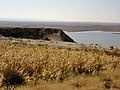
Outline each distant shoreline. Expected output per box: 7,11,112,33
0,26,120,32
65,30,120,32
0,21,120,32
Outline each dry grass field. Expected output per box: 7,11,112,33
0,41,120,90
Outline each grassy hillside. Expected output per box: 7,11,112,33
0,41,120,90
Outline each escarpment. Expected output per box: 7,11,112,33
0,27,75,43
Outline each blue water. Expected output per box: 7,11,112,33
64,31,120,47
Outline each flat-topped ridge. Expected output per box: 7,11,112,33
0,27,75,43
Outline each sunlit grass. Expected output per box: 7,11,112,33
0,41,120,90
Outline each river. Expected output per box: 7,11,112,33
64,31,120,48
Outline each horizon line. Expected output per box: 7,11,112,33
0,18,120,24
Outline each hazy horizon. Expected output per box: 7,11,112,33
0,18,120,23
0,0,120,23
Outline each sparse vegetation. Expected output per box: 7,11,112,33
0,41,120,90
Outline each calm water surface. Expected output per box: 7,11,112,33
64,31,120,48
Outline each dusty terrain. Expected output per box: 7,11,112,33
0,21,120,32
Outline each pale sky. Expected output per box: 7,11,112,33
0,0,120,22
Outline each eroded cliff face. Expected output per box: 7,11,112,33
0,27,75,43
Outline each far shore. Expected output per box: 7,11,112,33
64,29,120,32
0,21,120,32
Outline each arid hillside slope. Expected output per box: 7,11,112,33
0,27,75,42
